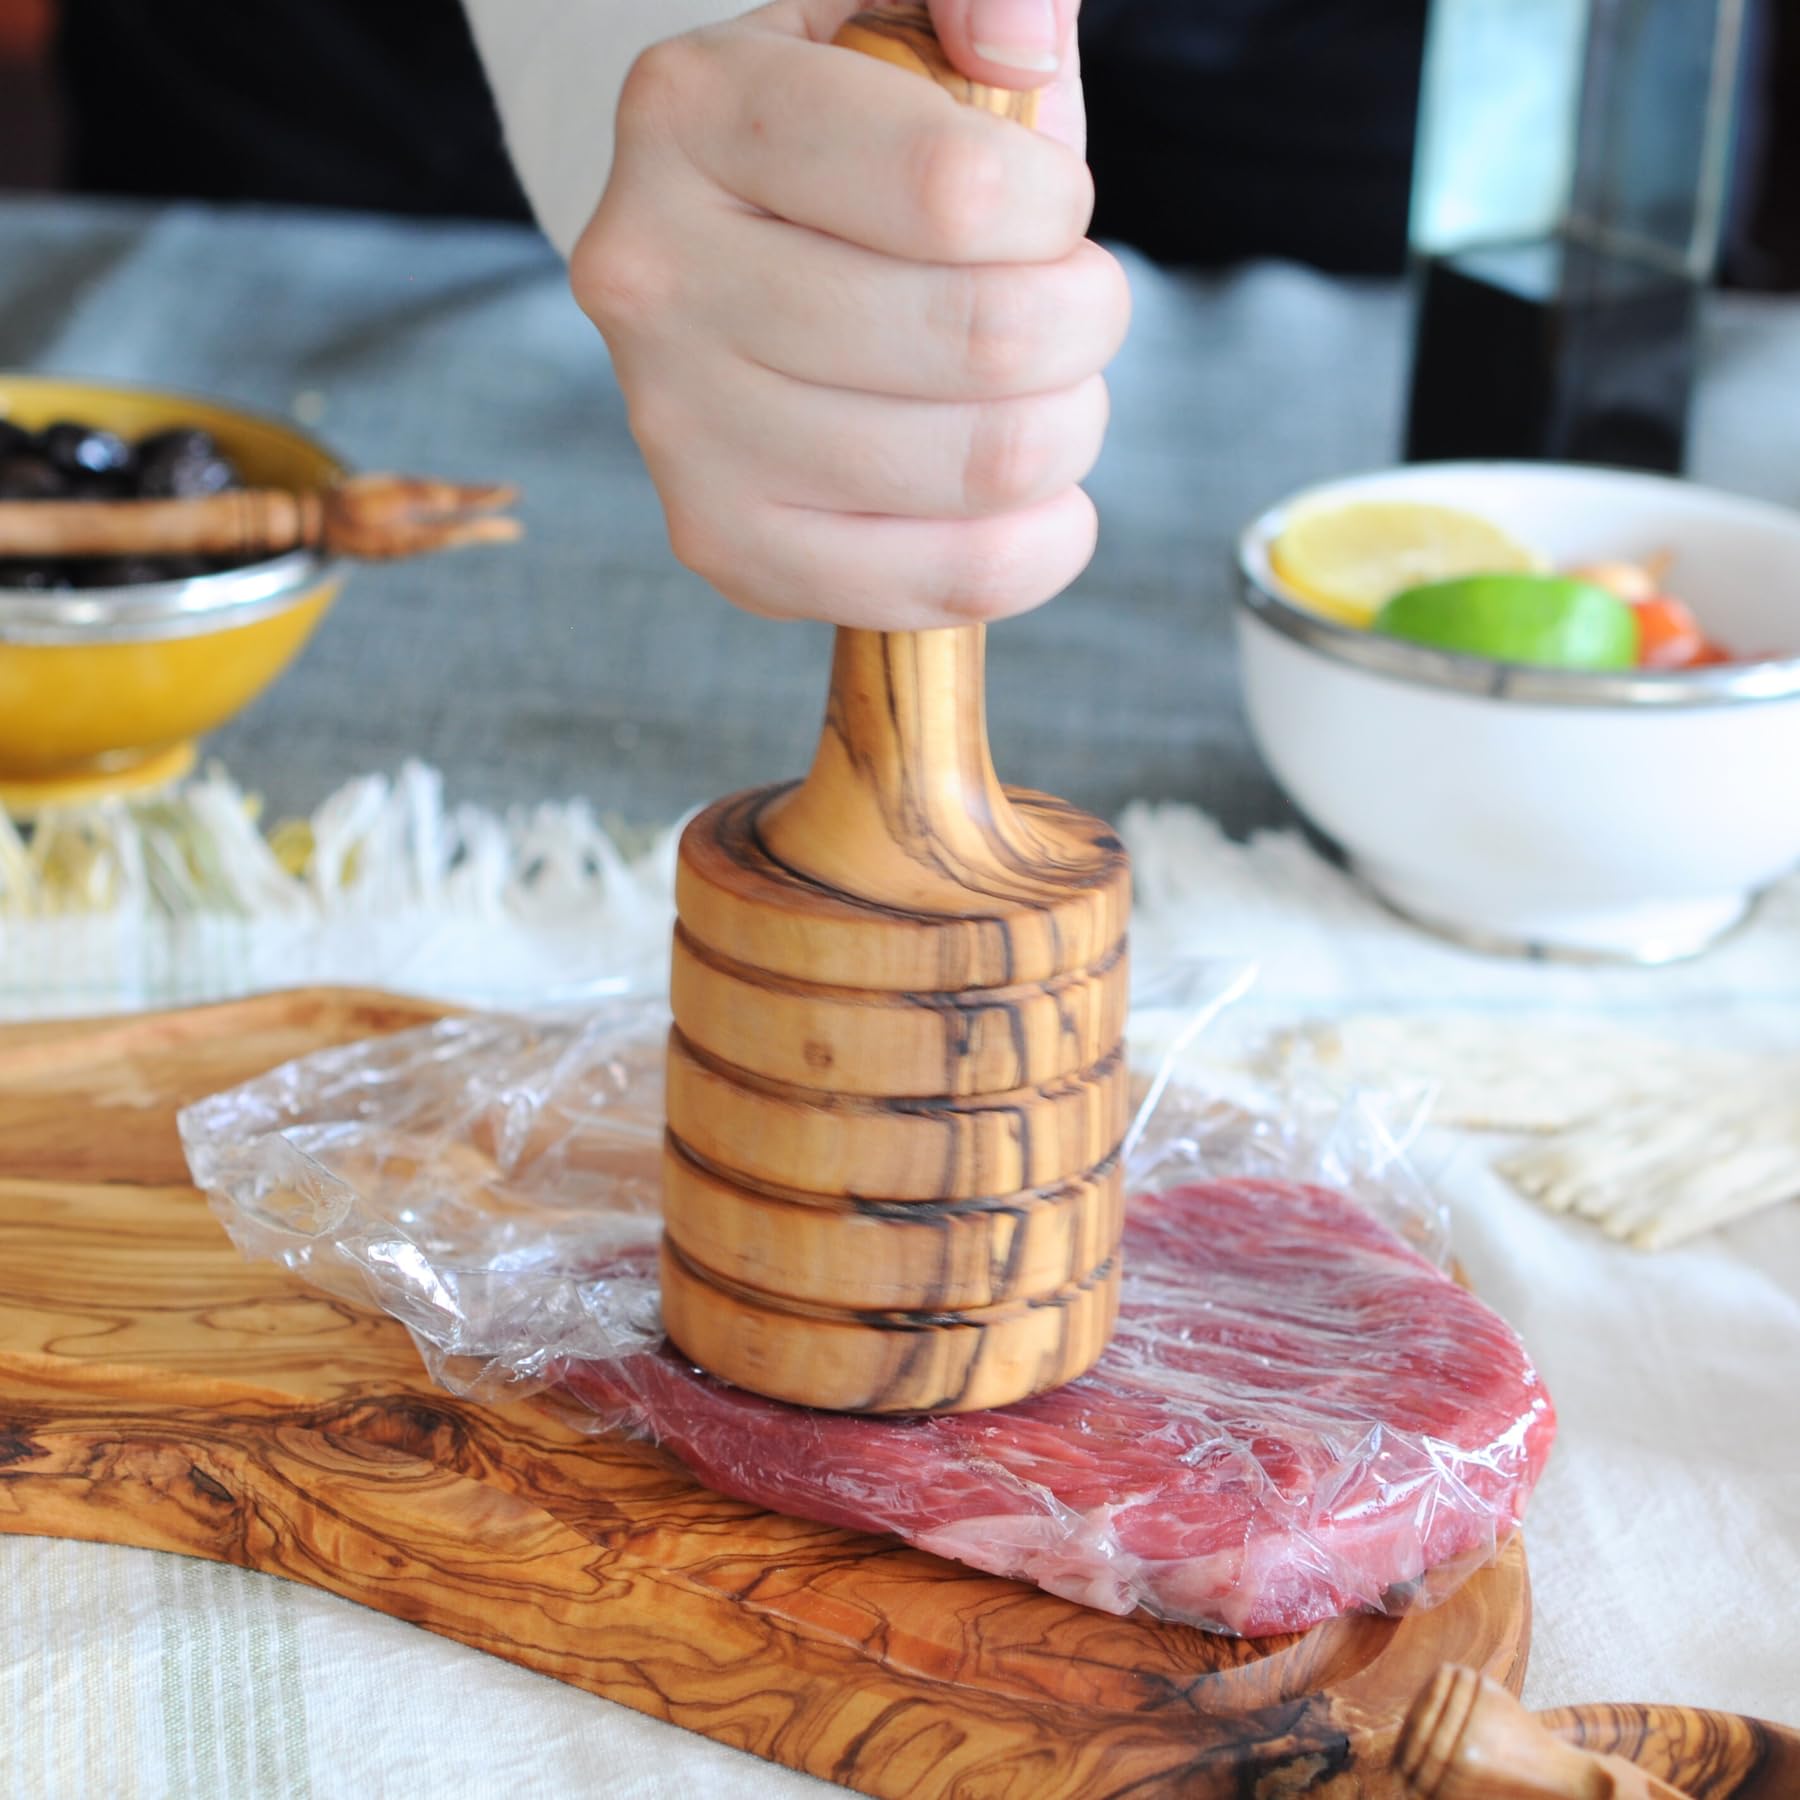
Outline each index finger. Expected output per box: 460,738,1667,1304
661,25,1093,263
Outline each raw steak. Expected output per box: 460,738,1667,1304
562,1176,1557,1636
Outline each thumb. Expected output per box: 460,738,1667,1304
928,0,1084,152
927,0,1078,85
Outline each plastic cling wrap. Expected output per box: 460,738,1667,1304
180,981,1557,1638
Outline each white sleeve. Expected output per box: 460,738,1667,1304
462,0,755,257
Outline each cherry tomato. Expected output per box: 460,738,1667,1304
1631,595,1706,669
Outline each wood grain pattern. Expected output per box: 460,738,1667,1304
759,628,1109,918
1398,1665,1692,1799
0,474,520,562
659,1235,1120,1414
676,784,1131,993
661,1135,1123,1311
665,1027,1129,1202
665,9,1125,1412
0,989,1549,1800
670,922,1128,1098
1536,1704,1800,1800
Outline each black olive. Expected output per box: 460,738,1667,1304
68,468,136,501
37,421,134,480
76,557,178,587
0,559,76,591
0,454,66,500
0,416,258,585
134,427,239,498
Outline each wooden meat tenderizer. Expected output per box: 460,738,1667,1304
662,5,1130,1415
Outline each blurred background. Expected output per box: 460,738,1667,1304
0,0,1793,286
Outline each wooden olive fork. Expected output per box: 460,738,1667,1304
0,473,521,563
1397,1664,1800,1799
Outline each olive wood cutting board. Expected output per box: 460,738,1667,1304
0,986,1564,1796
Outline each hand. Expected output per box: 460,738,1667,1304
571,0,1127,630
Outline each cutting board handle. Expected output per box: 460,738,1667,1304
1397,1665,1697,1800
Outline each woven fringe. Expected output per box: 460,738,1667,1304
4,759,1800,1026
4,760,1798,1245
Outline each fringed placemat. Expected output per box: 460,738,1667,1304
4,761,1797,1246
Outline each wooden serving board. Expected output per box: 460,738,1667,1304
0,988,1542,1798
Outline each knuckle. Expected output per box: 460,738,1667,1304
941,491,1096,619
955,268,1034,392
1073,376,1111,477
571,225,674,334
1083,241,1134,345
961,401,1053,514
663,501,725,581
1067,159,1097,240
621,384,678,459
907,126,1005,261
615,36,700,140
936,517,1039,621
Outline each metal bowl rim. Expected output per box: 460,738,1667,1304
0,369,348,642
0,549,341,643
1235,463,1800,709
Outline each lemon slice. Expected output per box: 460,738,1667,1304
1270,501,1542,627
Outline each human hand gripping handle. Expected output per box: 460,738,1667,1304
573,0,1116,632
752,4,1075,904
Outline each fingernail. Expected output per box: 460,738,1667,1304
969,0,1060,72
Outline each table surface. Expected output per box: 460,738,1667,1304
4,195,1798,835
3,198,1799,1800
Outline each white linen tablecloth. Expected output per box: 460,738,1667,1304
4,801,1798,1799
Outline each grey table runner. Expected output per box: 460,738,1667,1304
2,195,1796,832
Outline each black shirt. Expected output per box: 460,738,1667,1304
56,0,1429,274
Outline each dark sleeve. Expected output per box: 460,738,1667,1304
1082,0,1429,273
55,0,530,224
54,0,1427,269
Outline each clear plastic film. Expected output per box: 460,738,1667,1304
179,964,1556,1638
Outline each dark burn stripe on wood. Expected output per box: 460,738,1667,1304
674,915,1125,1003
663,1232,1119,1333
189,1464,234,1504
0,1427,39,1466
743,784,1130,916
671,1026,1125,1119
666,1131,1123,1217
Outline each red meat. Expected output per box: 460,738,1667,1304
561,1177,1556,1636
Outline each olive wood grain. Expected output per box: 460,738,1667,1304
0,989,1545,1799
665,1027,1129,1202
670,923,1128,1097
661,1135,1123,1311
659,1236,1120,1414
0,474,521,562
1397,1666,1700,1799
1537,1704,1800,1800
662,3,1128,1411
675,785,1130,994
759,626,1118,918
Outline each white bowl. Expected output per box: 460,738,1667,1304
1236,462,1800,962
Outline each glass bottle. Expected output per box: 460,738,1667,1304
1403,0,1748,473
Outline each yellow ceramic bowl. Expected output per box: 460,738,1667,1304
0,374,346,813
